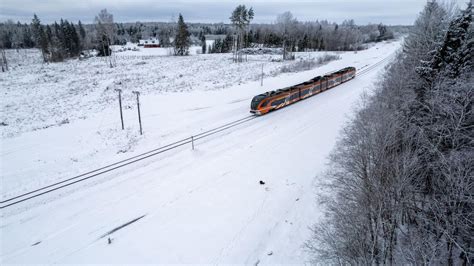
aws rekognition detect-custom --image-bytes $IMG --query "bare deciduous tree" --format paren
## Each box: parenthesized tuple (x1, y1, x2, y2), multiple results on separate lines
(94, 9, 116, 67)
(276, 11, 297, 60)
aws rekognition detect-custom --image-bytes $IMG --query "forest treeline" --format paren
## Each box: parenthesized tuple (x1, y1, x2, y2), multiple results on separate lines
(0, 9, 396, 60)
(307, 2, 472, 265)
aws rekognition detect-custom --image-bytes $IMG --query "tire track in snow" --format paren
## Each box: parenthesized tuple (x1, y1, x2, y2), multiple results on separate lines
(213, 192, 270, 265)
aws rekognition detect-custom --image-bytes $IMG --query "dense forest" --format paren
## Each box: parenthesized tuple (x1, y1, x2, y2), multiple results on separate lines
(307, 2, 472, 265)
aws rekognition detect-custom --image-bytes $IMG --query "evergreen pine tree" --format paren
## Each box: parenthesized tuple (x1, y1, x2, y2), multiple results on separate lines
(21, 27, 34, 48)
(69, 22, 80, 56)
(174, 14, 190, 56)
(429, 2, 472, 79)
(45, 25, 52, 44)
(78, 20, 86, 40)
(31, 14, 47, 50)
(201, 34, 206, 54)
(31, 14, 49, 62)
(58, 19, 68, 57)
(31, 14, 42, 46)
(51, 22, 64, 62)
(78, 20, 87, 50)
(1, 29, 13, 49)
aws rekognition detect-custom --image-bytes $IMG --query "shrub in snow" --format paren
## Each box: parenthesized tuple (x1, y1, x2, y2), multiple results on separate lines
(280, 54, 340, 73)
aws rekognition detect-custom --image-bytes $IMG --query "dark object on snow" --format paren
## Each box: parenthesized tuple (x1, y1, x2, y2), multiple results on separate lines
(0, 122, 7, 126)
(100, 214, 146, 239)
(32, 241, 41, 246)
(108, 237, 112, 244)
(259, 180, 265, 185)
(267, 251, 273, 256)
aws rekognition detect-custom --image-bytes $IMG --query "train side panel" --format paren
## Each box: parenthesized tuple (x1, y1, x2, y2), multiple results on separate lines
(250, 67, 356, 115)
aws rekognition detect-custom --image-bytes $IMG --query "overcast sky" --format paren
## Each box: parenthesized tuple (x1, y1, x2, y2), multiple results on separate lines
(0, 0, 469, 25)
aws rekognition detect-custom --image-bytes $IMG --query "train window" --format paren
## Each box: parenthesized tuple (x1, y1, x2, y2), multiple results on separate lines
(251, 95, 265, 109)
(313, 84, 320, 90)
(272, 98, 286, 106)
(301, 89, 309, 96)
(290, 93, 299, 100)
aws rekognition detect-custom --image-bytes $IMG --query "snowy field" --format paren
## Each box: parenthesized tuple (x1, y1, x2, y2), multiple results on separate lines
(2, 45, 341, 196)
(1, 40, 401, 264)
(1, 45, 335, 139)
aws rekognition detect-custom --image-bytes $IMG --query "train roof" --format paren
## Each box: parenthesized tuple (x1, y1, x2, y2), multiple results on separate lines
(296, 80, 314, 86)
(255, 66, 356, 99)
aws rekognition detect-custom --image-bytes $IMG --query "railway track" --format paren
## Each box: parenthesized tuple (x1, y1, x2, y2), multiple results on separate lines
(356, 53, 394, 77)
(0, 115, 257, 209)
(0, 54, 394, 210)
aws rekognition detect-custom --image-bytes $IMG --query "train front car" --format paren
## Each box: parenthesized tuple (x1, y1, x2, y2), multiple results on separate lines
(344, 66, 356, 80)
(250, 94, 268, 115)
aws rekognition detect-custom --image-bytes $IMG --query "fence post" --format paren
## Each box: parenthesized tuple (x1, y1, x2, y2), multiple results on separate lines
(114, 89, 124, 130)
(132, 91, 143, 135)
(191, 136, 194, 150)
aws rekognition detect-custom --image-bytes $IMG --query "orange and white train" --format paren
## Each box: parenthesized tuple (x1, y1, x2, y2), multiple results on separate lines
(250, 66, 356, 115)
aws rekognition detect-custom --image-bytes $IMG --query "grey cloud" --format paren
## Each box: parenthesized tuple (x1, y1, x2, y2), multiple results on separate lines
(0, 0, 469, 25)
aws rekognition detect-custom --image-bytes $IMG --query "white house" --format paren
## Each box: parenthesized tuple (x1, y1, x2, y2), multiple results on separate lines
(138, 38, 160, 48)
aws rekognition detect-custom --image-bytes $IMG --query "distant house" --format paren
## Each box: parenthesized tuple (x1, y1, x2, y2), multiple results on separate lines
(204, 34, 226, 48)
(138, 38, 160, 48)
(205, 34, 226, 41)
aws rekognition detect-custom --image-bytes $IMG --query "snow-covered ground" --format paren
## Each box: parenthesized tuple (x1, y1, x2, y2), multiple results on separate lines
(1, 40, 401, 264)
(1, 46, 341, 197)
(2, 46, 337, 139)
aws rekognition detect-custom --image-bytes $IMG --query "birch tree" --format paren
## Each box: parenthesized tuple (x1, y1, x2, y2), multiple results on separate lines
(230, 4, 254, 62)
(94, 9, 115, 67)
(276, 11, 297, 60)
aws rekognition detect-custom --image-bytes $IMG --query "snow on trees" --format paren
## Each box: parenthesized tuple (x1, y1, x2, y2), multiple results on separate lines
(29, 14, 82, 62)
(95, 8, 115, 67)
(307, 2, 473, 265)
(276, 11, 298, 60)
(229, 4, 254, 62)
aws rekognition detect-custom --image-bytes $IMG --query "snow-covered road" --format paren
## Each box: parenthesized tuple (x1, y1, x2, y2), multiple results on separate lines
(1, 40, 401, 264)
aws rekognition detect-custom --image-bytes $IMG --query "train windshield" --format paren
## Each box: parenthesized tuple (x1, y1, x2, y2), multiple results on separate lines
(251, 95, 266, 110)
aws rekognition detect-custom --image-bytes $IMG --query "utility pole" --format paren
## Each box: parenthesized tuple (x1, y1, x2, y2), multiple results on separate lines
(260, 63, 264, 86)
(132, 91, 143, 135)
(114, 89, 124, 130)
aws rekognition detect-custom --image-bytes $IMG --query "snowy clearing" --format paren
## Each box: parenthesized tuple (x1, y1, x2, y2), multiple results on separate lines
(1, 40, 401, 264)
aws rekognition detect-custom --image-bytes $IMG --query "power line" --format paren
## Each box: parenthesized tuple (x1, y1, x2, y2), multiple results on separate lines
(0, 54, 394, 209)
